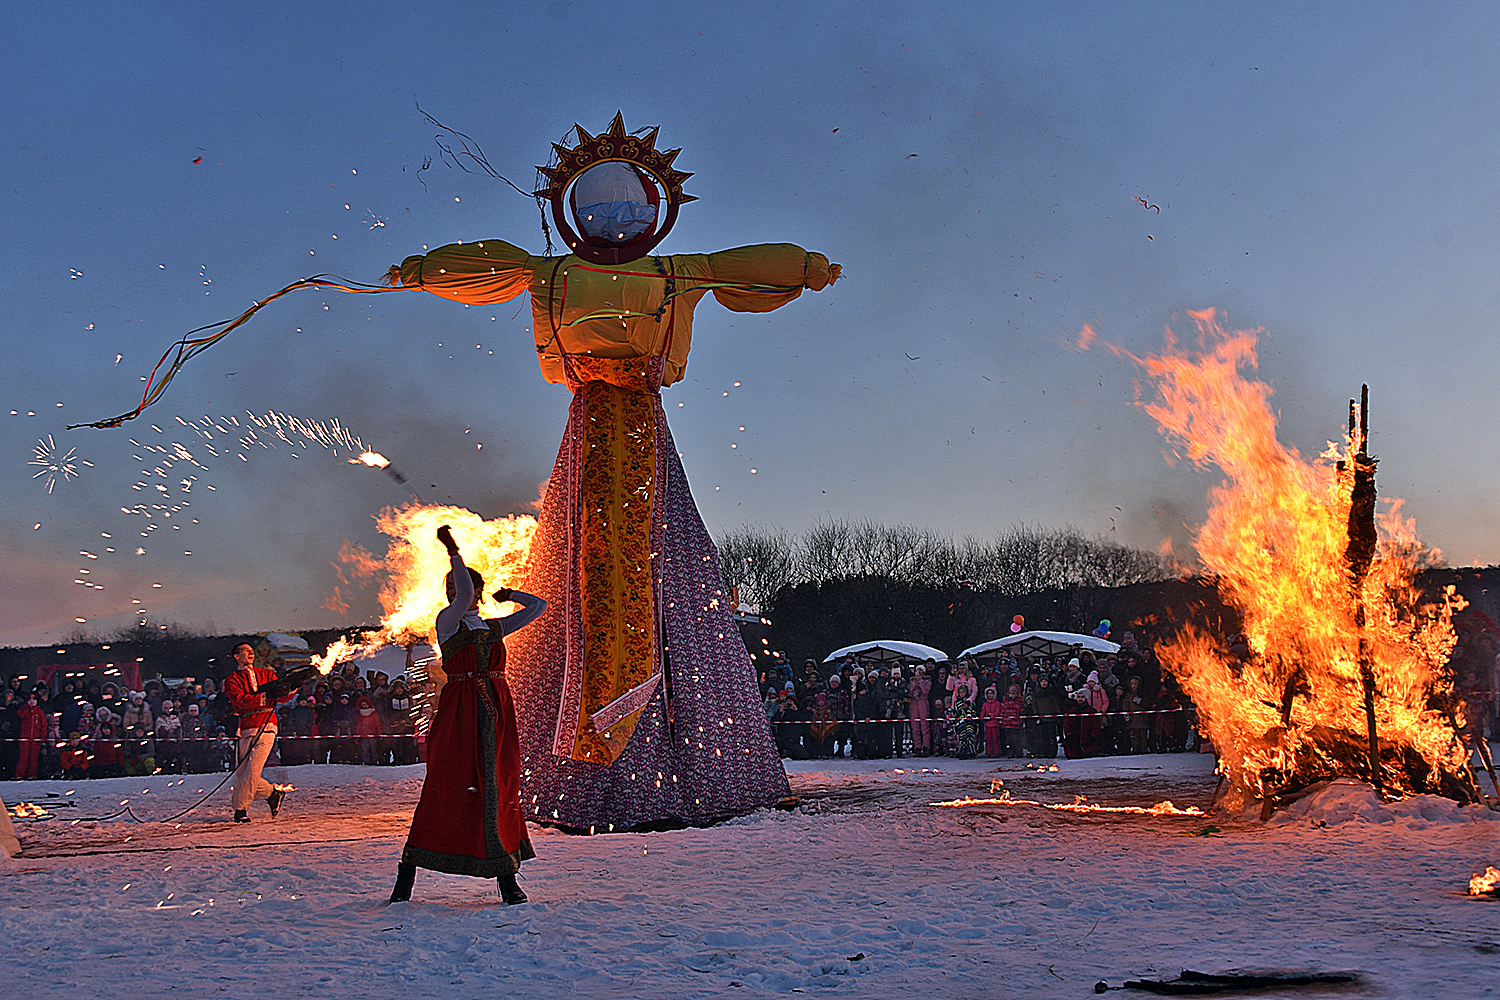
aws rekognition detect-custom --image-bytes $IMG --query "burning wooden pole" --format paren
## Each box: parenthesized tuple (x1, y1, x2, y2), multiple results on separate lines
(1344, 385, 1384, 796)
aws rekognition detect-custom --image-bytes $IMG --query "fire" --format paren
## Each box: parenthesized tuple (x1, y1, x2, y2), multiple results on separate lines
(350, 451, 391, 469)
(1103, 310, 1471, 808)
(1470, 866, 1500, 895)
(928, 791, 1204, 816)
(315, 503, 537, 673)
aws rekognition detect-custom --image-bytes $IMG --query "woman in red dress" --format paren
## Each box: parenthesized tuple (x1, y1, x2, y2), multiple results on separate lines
(390, 525, 547, 905)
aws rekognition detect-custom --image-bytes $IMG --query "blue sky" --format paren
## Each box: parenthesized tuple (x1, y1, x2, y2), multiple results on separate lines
(3, 2, 1498, 646)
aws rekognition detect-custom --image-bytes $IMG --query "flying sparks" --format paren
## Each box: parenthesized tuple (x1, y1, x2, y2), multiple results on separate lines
(30, 435, 83, 493)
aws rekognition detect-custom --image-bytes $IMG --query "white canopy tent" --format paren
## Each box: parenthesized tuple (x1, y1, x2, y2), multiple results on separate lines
(823, 640, 950, 665)
(958, 631, 1120, 662)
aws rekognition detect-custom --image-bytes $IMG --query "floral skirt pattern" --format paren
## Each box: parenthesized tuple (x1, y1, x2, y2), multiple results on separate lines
(505, 372, 790, 831)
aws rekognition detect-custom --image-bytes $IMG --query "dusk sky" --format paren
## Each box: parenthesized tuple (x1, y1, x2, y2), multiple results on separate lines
(4, 3, 1499, 648)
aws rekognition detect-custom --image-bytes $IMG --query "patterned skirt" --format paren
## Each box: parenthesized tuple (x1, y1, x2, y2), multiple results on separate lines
(504, 369, 790, 831)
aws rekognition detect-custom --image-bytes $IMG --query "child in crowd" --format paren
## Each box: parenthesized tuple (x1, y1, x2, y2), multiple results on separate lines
(980, 685, 1004, 757)
(1000, 683, 1025, 758)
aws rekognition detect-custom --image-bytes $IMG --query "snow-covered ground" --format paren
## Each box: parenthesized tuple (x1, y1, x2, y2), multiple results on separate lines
(3, 750, 1498, 998)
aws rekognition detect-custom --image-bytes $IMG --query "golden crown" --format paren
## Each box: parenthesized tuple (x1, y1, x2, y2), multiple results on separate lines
(534, 112, 696, 205)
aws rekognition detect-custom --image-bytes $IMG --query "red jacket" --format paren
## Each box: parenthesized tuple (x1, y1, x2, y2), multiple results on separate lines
(18, 703, 47, 741)
(224, 666, 293, 734)
(355, 707, 382, 738)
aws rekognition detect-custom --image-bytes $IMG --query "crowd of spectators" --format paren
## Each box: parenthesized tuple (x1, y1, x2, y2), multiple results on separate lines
(4, 633, 1199, 778)
(759, 632, 1197, 761)
(0, 663, 426, 781)
(273, 663, 421, 767)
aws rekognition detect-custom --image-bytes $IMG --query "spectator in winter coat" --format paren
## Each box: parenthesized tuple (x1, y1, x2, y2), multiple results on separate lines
(1000, 683, 1025, 757)
(61, 732, 90, 778)
(16, 692, 47, 779)
(121, 692, 154, 736)
(1154, 678, 1186, 753)
(181, 703, 211, 772)
(980, 686, 1004, 758)
(155, 701, 184, 773)
(798, 663, 826, 704)
(1076, 671, 1108, 757)
(808, 692, 837, 759)
(327, 691, 359, 764)
(355, 695, 383, 765)
(950, 684, 980, 759)
(1063, 658, 1085, 694)
(1125, 675, 1153, 753)
(948, 661, 980, 707)
(386, 678, 417, 765)
(908, 664, 933, 757)
(0, 692, 20, 780)
(92, 721, 126, 776)
(279, 695, 316, 765)
(930, 664, 950, 717)
(824, 674, 850, 757)
(852, 672, 882, 759)
(57, 681, 85, 737)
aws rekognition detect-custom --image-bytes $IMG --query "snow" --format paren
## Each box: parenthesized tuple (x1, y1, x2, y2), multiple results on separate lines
(3, 750, 1499, 998)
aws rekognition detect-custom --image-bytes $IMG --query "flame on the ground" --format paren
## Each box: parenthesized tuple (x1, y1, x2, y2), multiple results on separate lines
(1471, 866, 1500, 895)
(928, 791, 1204, 816)
(1096, 309, 1468, 808)
(316, 504, 537, 674)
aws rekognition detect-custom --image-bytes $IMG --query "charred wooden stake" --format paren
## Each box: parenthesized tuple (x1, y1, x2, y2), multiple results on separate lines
(1344, 386, 1384, 796)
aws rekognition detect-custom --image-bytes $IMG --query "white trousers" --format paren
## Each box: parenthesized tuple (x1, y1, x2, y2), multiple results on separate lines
(233, 726, 278, 812)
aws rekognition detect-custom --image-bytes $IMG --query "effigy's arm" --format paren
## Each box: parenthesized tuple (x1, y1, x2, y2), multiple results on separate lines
(387, 239, 537, 306)
(705, 243, 841, 313)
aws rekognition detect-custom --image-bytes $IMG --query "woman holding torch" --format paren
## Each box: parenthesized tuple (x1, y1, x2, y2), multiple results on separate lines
(390, 525, 547, 905)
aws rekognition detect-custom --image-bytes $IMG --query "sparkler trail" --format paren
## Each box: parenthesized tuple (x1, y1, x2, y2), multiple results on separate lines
(67, 409, 414, 634)
(30, 435, 88, 493)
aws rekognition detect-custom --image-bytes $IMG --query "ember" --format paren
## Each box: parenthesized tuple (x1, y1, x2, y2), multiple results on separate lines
(1113, 311, 1482, 811)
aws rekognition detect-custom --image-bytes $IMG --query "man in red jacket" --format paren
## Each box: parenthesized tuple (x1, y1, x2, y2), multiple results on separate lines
(223, 642, 295, 823)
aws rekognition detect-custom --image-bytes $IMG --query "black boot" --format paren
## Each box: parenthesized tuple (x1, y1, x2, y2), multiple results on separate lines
(389, 861, 415, 904)
(498, 873, 527, 905)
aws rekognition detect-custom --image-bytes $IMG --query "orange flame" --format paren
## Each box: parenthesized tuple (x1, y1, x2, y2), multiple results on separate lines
(929, 791, 1204, 816)
(350, 451, 391, 469)
(1470, 866, 1500, 895)
(1096, 310, 1467, 808)
(316, 504, 537, 673)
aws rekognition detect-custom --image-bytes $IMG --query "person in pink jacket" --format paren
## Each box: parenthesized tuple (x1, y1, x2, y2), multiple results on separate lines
(908, 662, 934, 757)
(980, 685, 1004, 757)
(1081, 671, 1109, 757)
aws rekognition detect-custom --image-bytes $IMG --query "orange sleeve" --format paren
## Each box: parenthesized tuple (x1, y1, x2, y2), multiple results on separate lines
(706, 244, 840, 313)
(388, 239, 538, 306)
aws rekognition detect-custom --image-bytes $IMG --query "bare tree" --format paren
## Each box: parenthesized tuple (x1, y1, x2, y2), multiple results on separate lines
(716, 519, 1175, 604)
(717, 524, 798, 608)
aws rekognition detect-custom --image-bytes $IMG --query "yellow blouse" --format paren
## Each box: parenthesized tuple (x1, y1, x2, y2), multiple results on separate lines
(391, 242, 838, 386)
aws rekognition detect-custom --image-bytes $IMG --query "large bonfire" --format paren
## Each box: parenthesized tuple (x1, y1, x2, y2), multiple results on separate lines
(1107, 309, 1481, 810)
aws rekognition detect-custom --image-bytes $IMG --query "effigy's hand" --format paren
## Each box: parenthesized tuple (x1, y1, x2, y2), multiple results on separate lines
(827, 263, 842, 284)
(437, 525, 460, 555)
(491, 587, 513, 603)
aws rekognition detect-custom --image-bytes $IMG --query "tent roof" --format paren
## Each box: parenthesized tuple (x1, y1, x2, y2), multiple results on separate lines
(823, 639, 950, 664)
(957, 630, 1120, 661)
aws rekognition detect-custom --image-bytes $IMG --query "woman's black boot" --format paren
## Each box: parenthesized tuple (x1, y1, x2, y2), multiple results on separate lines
(498, 873, 528, 905)
(389, 861, 416, 904)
